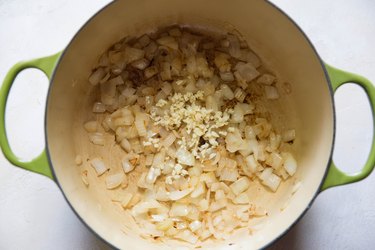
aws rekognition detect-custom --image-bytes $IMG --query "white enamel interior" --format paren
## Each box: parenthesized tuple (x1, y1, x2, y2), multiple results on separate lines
(46, 0, 334, 249)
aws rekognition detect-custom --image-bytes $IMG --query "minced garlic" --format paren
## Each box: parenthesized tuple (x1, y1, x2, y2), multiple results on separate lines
(151, 91, 232, 160)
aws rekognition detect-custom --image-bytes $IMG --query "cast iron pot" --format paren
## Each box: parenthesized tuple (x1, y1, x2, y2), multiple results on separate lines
(1, 0, 375, 249)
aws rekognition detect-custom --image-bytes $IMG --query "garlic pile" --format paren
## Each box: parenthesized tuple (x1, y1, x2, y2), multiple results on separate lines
(81, 26, 297, 245)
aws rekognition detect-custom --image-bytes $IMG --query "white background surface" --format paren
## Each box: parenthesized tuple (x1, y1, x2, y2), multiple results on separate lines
(0, 0, 374, 249)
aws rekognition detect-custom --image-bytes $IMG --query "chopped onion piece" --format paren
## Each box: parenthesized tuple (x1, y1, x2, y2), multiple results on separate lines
(89, 68, 105, 85)
(282, 129, 296, 142)
(90, 158, 108, 176)
(169, 188, 193, 201)
(131, 58, 150, 70)
(105, 173, 124, 189)
(259, 168, 281, 192)
(88, 133, 105, 146)
(176, 147, 195, 166)
(75, 155, 83, 165)
(245, 154, 258, 173)
(122, 154, 137, 173)
(124, 47, 145, 63)
(189, 220, 202, 232)
(230, 177, 250, 195)
(132, 199, 161, 216)
(81, 170, 89, 186)
(169, 203, 190, 217)
(92, 102, 106, 113)
(264, 86, 279, 100)
(156, 219, 174, 231)
(220, 71, 234, 82)
(190, 183, 206, 198)
(257, 73, 276, 85)
(283, 153, 297, 176)
(175, 230, 198, 244)
(161, 133, 176, 147)
(84, 121, 98, 132)
(220, 84, 234, 100)
(120, 138, 132, 152)
(121, 193, 133, 208)
(233, 192, 249, 204)
(265, 152, 283, 170)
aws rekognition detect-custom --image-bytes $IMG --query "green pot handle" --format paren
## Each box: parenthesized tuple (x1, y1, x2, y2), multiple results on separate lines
(321, 64, 375, 191)
(0, 52, 61, 179)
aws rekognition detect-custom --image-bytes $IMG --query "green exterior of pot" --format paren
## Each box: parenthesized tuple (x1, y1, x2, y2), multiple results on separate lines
(321, 64, 375, 190)
(0, 54, 374, 188)
(0, 52, 61, 180)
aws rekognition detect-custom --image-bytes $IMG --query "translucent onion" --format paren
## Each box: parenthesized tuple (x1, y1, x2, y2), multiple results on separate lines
(120, 138, 132, 152)
(282, 129, 296, 142)
(234, 62, 260, 86)
(92, 102, 106, 113)
(131, 58, 150, 70)
(283, 153, 297, 176)
(121, 193, 133, 208)
(189, 220, 202, 232)
(105, 173, 124, 189)
(265, 152, 283, 170)
(169, 188, 194, 201)
(124, 47, 145, 63)
(232, 104, 244, 123)
(122, 155, 137, 173)
(230, 177, 250, 195)
(161, 133, 176, 147)
(84, 121, 98, 132)
(174, 230, 198, 244)
(190, 183, 206, 198)
(176, 147, 195, 166)
(220, 71, 234, 82)
(259, 168, 281, 192)
(88, 133, 105, 146)
(169, 203, 190, 217)
(135, 113, 147, 137)
(132, 199, 161, 216)
(89, 68, 105, 85)
(257, 73, 276, 85)
(90, 158, 108, 176)
(264, 86, 279, 100)
(220, 84, 234, 100)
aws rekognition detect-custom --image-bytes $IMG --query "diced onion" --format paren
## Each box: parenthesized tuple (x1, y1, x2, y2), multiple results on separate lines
(264, 86, 279, 100)
(230, 177, 250, 195)
(92, 102, 106, 113)
(283, 153, 297, 176)
(88, 132, 105, 146)
(169, 203, 190, 217)
(106, 173, 124, 189)
(169, 188, 193, 201)
(161, 133, 176, 147)
(89, 68, 105, 85)
(174, 230, 198, 244)
(189, 220, 202, 232)
(257, 73, 276, 85)
(176, 147, 195, 166)
(220, 84, 234, 100)
(90, 158, 108, 176)
(84, 121, 98, 132)
(121, 193, 133, 208)
(132, 199, 161, 216)
(233, 192, 250, 204)
(259, 168, 281, 192)
(83, 26, 299, 244)
(122, 154, 137, 173)
(282, 129, 296, 142)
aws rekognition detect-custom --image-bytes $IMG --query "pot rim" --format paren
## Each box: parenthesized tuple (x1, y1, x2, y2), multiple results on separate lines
(44, 0, 336, 249)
